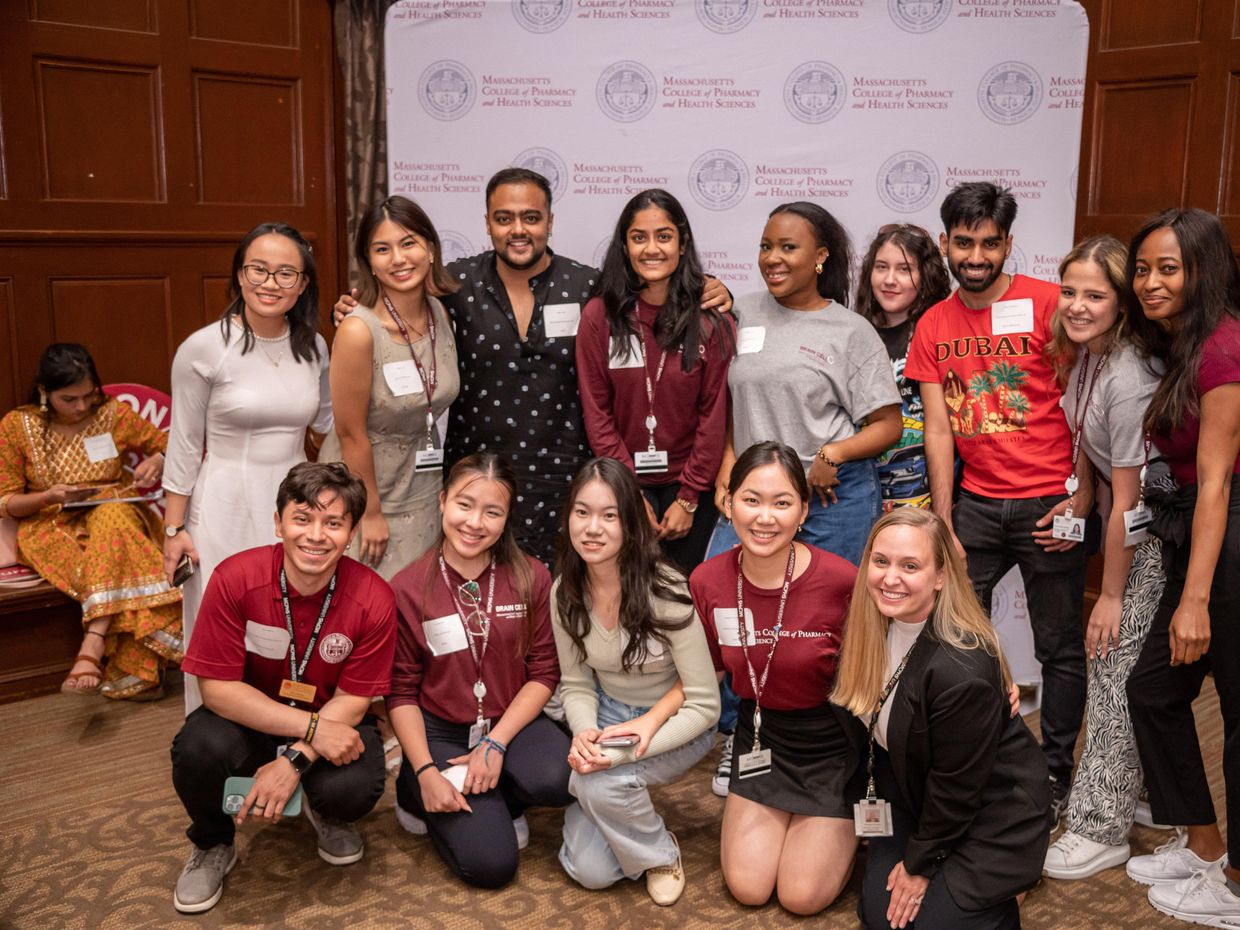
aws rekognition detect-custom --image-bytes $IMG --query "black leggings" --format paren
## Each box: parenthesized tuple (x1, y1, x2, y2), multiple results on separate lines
(395, 712, 572, 888)
(641, 482, 718, 574)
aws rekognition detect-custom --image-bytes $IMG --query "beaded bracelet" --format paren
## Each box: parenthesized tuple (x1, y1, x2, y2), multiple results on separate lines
(414, 761, 437, 778)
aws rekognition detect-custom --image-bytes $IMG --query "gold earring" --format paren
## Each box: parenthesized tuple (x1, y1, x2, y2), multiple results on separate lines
(814, 263, 823, 275)
(38, 390, 48, 413)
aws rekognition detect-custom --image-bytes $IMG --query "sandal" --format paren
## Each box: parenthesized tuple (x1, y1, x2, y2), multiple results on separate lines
(100, 674, 164, 702)
(61, 653, 104, 695)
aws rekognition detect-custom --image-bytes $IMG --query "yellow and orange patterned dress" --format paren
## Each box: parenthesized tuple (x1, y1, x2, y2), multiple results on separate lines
(0, 398, 183, 693)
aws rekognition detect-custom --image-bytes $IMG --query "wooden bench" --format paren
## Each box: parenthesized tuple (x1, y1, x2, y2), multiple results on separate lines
(0, 579, 81, 703)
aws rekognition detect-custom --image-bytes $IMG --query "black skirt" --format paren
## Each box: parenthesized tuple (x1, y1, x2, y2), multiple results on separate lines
(729, 698, 863, 818)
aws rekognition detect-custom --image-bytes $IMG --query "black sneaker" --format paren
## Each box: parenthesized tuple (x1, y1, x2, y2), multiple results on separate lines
(1049, 775, 1070, 827)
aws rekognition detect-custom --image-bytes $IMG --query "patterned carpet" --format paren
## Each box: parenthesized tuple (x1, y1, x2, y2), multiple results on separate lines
(0, 675, 1225, 930)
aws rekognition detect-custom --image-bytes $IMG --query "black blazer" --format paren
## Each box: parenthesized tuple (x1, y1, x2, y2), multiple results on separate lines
(879, 625, 1050, 910)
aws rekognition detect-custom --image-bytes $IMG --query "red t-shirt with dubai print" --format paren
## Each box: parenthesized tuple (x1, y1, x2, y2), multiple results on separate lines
(904, 274, 1071, 499)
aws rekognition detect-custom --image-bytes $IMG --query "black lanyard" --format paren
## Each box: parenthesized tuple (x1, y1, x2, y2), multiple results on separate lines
(278, 567, 336, 685)
(864, 632, 921, 800)
(735, 543, 796, 752)
(382, 295, 438, 446)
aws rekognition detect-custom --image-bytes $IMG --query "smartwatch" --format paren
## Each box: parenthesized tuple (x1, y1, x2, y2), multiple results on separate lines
(164, 523, 185, 538)
(280, 746, 313, 776)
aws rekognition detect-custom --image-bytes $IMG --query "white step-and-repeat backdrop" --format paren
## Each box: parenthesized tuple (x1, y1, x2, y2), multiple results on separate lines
(385, 0, 1090, 689)
(385, 0, 1088, 292)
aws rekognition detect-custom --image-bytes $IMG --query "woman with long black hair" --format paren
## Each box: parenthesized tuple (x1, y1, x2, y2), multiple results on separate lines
(576, 189, 734, 572)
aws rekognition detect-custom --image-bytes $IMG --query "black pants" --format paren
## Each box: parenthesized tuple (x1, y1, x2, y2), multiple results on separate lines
(953, 490, 1087, 784)
(395, 712, 572, 889)
(171, 707, 385, 850)
(641, 482, 718, 574)
(859, 750, 1021, 930)
(1127, 480, 1240, 860)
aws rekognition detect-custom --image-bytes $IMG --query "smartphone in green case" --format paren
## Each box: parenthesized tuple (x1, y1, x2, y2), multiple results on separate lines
(222, 776, 303, 818)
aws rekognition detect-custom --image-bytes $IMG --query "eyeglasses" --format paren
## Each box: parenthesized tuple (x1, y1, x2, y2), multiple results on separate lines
(878, 223, 933, 240)
(242, 264, 304, 289)
(457, 580, 490, 638)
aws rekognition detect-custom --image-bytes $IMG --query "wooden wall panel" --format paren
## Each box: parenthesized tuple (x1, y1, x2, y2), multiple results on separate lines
(188, 0, 296, 47)
(1099, 0, 1201, 49)
(36, 59, 165, 202)
(30, 0, 156, 33)
(1224, 73, 1240, 218)
(48, 277, 170, 388)
(1090, 81, 1193, 215)
(0, 278, 16, 414)
(194, 74, 301, 205)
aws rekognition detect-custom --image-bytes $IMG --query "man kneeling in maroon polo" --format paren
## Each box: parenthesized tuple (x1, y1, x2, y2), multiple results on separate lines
(170, 462, 397, 914)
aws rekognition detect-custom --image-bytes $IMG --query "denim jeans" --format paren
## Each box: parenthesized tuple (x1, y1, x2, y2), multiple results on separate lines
(953, 489, 1087, 784)
(705, 459, 881, 566)
(559, 690, 714, 889)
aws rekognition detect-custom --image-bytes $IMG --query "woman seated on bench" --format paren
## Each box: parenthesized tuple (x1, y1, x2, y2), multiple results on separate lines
(0, 344, 183, 699)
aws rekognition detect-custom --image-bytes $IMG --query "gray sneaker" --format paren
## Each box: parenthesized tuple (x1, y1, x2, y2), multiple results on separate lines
(304, 804, 364, 865)
(173, 843, 236, 914)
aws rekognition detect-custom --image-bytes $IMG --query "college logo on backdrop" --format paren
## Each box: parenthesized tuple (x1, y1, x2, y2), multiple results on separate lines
(596, 61, 658, 123)
(512, 0, 571, 33)
(512, 147, 568, 202)
(696, 0, 757, 34)
(418, 60, 476, 121)
(888, 0, 951, 33)
(1005, 244, 1027, 276)
(438, 230, 474, 265)
(877, 151, 939, 213)
(783, 62, 846, 124)
(977, 62, 1043, 125)
(593, 236, 612, 270)
(688, 149, 749, 211)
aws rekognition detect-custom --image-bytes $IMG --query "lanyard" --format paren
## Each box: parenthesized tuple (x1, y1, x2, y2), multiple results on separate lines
(382, 295, 438, 447)
(633, 316, 669, 453)
(1065, 348, 1111, 505)
(278, 567, 336, 688)
(1137, 433, 1152, 506)
(864, 633, 921, 799)
(735, 543, 796, 752)
(438, 550, 497, 718)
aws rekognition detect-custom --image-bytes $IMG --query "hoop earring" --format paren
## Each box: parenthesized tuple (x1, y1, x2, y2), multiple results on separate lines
(38, 390, 48, 414)
(814, 263, 823, 275)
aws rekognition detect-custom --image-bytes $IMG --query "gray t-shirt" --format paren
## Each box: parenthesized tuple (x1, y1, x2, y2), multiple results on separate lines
(729, 290, 901, 468)
(1060, 341, 1164, 481)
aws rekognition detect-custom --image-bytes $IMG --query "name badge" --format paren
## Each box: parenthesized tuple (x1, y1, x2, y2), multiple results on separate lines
(423, 614, 468, 656)
(712, 607, 756, 648)
(544, 302, 581, 339)
(854, 798, 894, 837)
(382, 359, 423, 397)
(1123, 503, 1153, 548)
(1052, 514, 1086, 542)
(634, 450, 669, 474)
(608, 335, 645, 369)
(736, 747, 772, 779)
(279, 678, 317, 704)
(245, 621, 291, 659)
(467, 718, 491, 749)
(82, 433, 119, 463)
(991, 298, 1034, 335)
(414, 448, 445, 472)
(736, 326, 766, 355)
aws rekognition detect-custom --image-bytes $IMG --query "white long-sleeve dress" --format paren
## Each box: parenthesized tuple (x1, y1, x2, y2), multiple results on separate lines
(164, 320, 332, 712)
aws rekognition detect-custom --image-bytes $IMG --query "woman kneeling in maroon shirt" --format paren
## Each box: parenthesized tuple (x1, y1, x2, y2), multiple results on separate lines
(387, 453, 571, 888)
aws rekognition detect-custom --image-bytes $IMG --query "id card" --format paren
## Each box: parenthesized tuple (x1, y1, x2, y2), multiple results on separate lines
(736, 326, 766, 355)
(1052, 514, 1086, 542)
(82, 433, 119, 463)
(991, 298, 1034, 335)
(633, 450, 669, 474)
(279, 678, 317, 704)
(415, 447, 445, 472)
(468, 717, 491, 749)
(853, 798, 894, 837)
(544, 303, 581, 339)
(382, 359, 423, 396)
(1123, 504, 1153, 548)
(736, 748, 772, 779)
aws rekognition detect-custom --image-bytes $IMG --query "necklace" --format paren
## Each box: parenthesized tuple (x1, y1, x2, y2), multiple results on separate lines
(254, 329, 289, 367)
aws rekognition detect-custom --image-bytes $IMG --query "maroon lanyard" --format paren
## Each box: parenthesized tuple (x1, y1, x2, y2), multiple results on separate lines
(382, 295, 438, 444)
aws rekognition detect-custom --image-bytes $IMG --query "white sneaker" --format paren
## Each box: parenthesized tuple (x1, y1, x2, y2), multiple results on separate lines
(1044, 831, 1130, 879)
(513, 814, 529, 850)
(395, 805, 428, 836)
(1128, 829, 1226, 886)
(711, 733, 733, 798)
(1135, 793, 1174, 831)
(1148, 863, 1240, 927)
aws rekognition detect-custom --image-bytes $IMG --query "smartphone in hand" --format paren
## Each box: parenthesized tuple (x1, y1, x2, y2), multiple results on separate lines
(597, 735, 639, 749)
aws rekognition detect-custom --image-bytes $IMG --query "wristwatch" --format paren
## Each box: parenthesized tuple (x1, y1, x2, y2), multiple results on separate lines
(280, 746, 313, 776)
(673, 498, 698, 513)
(164, 523, 185, 538)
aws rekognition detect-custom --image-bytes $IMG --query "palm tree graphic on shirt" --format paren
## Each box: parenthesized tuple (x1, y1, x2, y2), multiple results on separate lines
(948, 361, 1032, 436)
